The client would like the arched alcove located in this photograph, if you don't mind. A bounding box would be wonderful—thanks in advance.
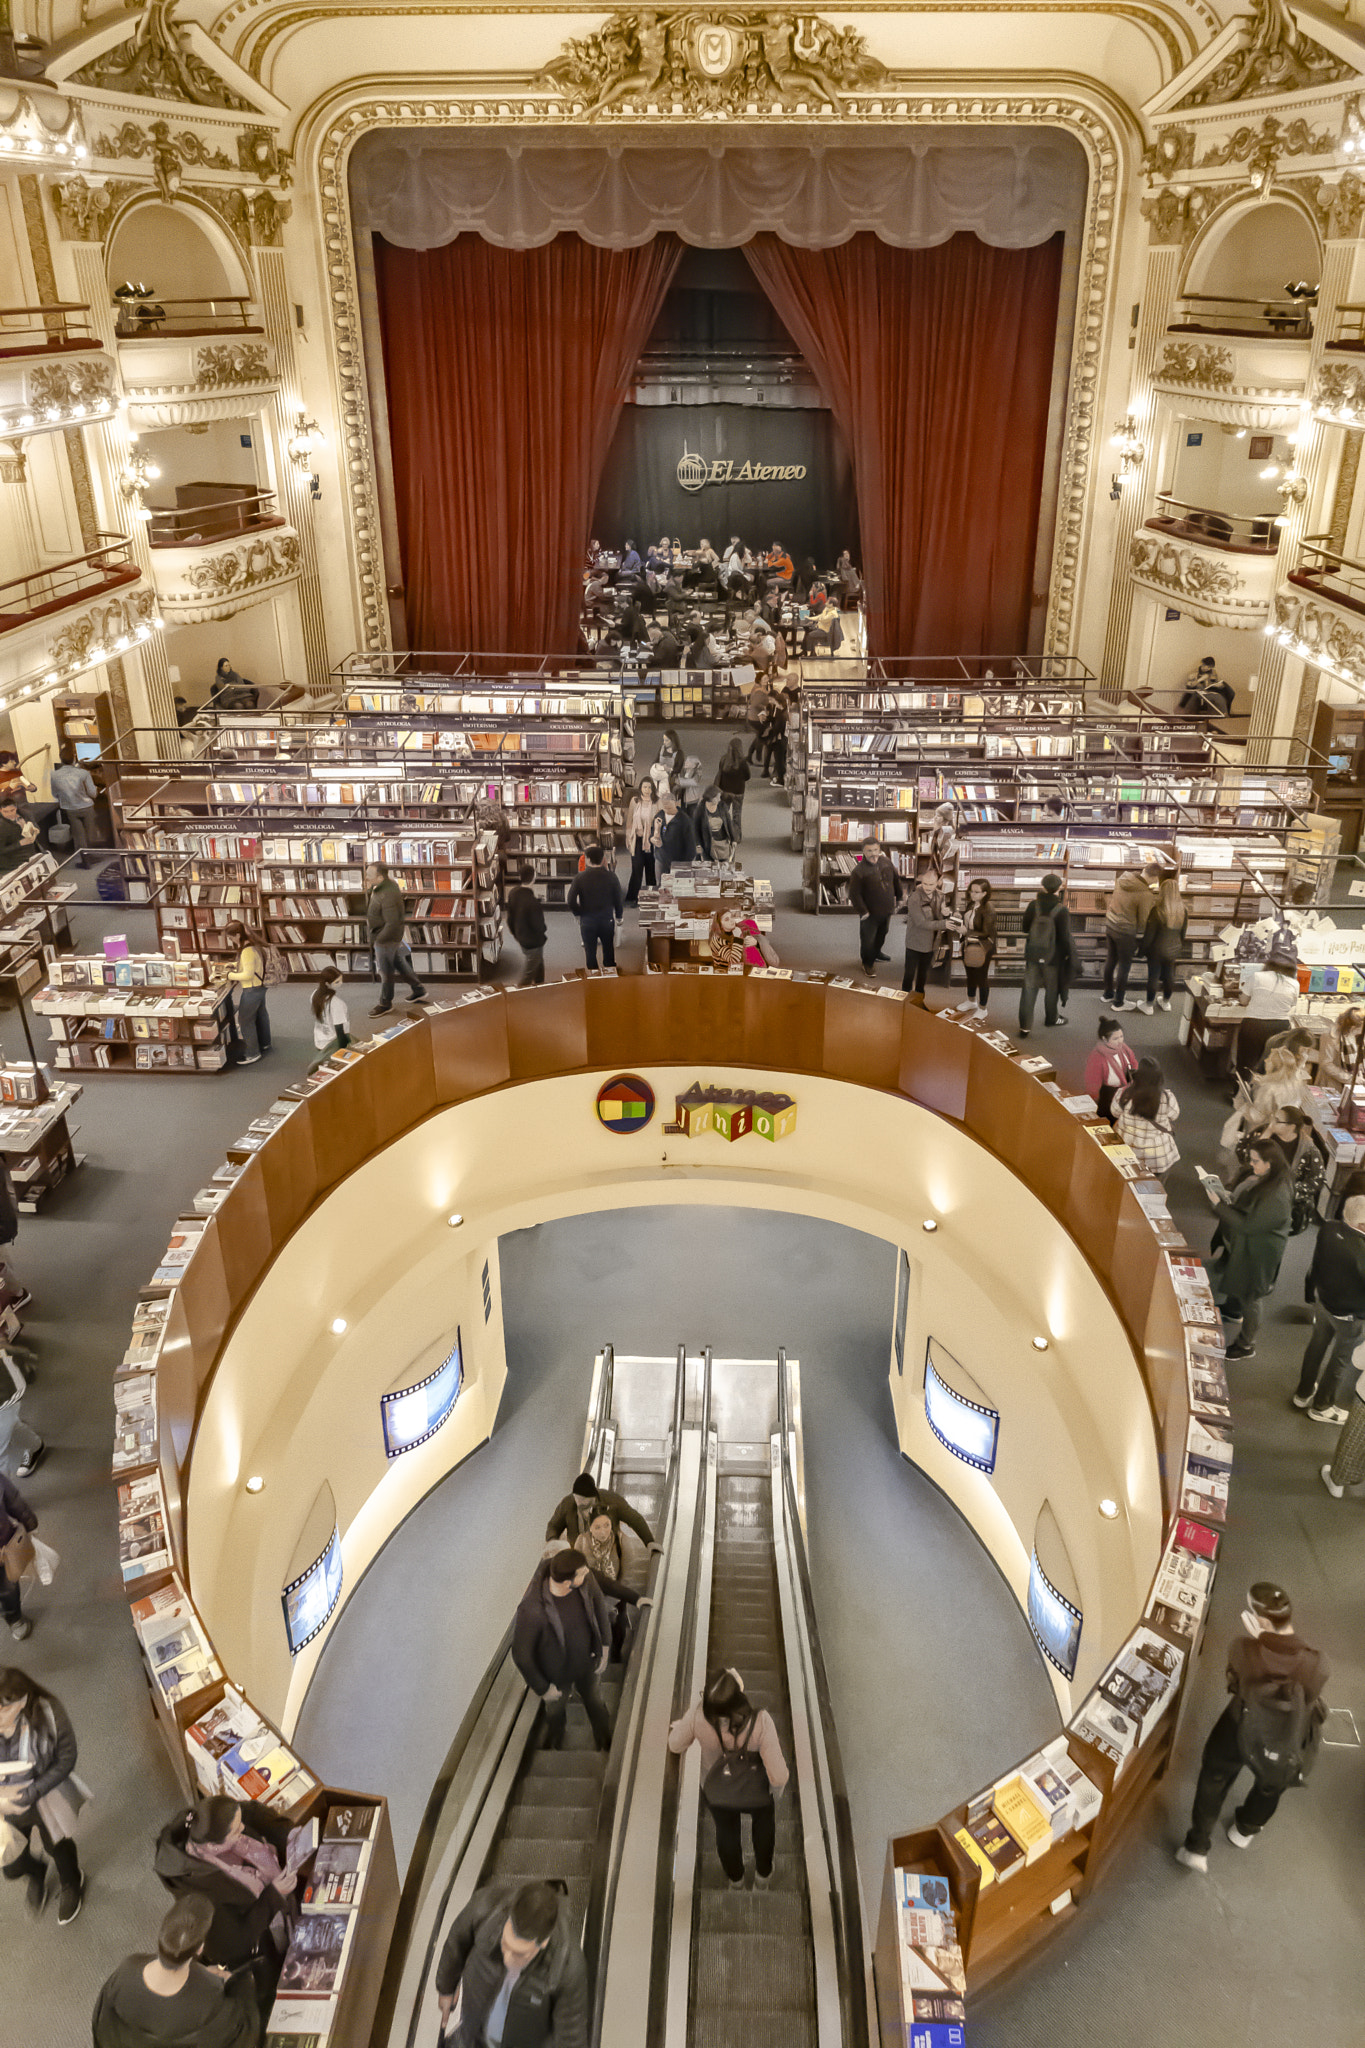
[1185,194,1321,301]
[106,198,251,302]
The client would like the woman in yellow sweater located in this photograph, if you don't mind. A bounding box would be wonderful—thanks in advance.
[225,922,271,1065]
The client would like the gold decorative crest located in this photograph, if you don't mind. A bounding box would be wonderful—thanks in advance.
[539,9,886,117]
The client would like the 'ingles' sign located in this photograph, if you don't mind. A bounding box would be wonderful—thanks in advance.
[677,445,807,492]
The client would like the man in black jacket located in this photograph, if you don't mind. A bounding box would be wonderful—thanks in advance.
[1293,1195,1365,1422]
[513,1549,613,1751]
[93,1893,259,2048]
[1018,874,1075,1037]
[564,846,623,970]
[545,1470,659,1553]
[846,838,902,974]
[505,867,548,987]
[436,1880,587,2048]
[653,793,697,877]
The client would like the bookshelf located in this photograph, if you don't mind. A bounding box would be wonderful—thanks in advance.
[0,1071,82,1210]
[33,951,233,1072]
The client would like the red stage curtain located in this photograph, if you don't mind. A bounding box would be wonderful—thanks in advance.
[743,232,1064,657]
[374,233,683,656]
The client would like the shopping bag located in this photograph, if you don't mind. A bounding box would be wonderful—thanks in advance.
[28,1537,58,1586]
[2,1527,34,1582]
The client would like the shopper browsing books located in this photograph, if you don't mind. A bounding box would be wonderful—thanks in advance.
[92,1893,258,2048]
[309,969,350,1072]
[623,782,658,903]
[1175,1582,1327,1872]
[668,1667,788,1890]
[565,847,624,971]
[1293,1196,1365,1423]
[1138,874,1188,1014]
[224,923,271,1066]
[1102,867,1160,1010]
[902,877,950,1003]
[512,1548,613,1752]
[505,867,549,985]
[653,792,698,877]
[959,876,997,1015]
[0,1469,38,1640]
[154,1796,300,1983]
[1203,1139,1293,1361]
[1084,1017,1138,1123]
[0,1665,85,1922]
[716,739,750,845]
[846,839,902,976]
[694,788,733,862]
[1018,874,1074,1036]
[435,1880,587,2048]
[364,863,428,1016]
[1114,1058,1181,1179]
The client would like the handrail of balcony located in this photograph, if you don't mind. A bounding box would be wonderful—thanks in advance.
[113,296,260,338]
[1168,292,1314,338]
[0,535,138,628]
[146,490,282,548]
[0,303,98,355]
[1148,494,1281,553]
[1329,304,1365,350]
[1289,534,1365,615]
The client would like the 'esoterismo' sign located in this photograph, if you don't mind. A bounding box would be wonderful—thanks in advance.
[677,446,807,492]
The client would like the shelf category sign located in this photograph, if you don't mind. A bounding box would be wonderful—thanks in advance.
[923,1344,998,1474]
[282,1525,344,1657]
[381,1332,464,1459]
[1028,1548,1083,1680]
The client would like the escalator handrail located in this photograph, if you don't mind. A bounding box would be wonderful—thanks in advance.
[673,1342,687,1445]
[589,1343,616,1473]
[775,1350,872,2048]
[368,1617,517,2048]
[582,1440,680,2039]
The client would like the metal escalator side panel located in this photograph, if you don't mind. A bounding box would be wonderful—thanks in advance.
[597,1425,715,2048]
[769,1435,846,2048]
[580,1345,612,1475]
[658,1425,719,2048]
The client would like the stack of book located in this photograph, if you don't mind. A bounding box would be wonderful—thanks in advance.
[185,1687,319,1813]
[150,1218,207,1289]
[112,1369,157,1473]
[1145,1515,1220,1641]
[893,1868,967,2043]
[953,1738,1102,1889]
[1182,1414,1233,1524]
[130,1577,222,1707]
[117,1470,171,1582]
[268,1804,380,2040]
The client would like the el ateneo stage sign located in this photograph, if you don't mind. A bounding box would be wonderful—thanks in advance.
[595,402,857,564]
[678,445,807,490]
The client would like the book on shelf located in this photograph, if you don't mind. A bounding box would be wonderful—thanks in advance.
[112,1370,158,1472]
[959,1802,1025,1882]
[117,1470,171,1581]
[130,1576,222,1704]
[276,1908,356,2000]
[302,1835,372,1912]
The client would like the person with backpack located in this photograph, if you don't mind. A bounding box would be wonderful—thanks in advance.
[224,923,272,1065]
[365,862,428,1015]
[1175,1581,1328,1871]
[669,1667,788,1889]
[1293,1195,1365,1423]
[1018,873,1073,1037]
[435,1880,587,2048]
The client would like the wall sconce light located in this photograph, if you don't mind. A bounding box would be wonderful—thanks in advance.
[1109,415,1144,475]
[119,448,161,520]
[1276,470,1309,508]
[287,411,322,470]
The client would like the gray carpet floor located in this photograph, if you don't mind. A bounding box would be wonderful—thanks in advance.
[4,729,1363,2046]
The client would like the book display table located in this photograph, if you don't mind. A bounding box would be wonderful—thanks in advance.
[0,1079,82,1209]
[639,865,774,970]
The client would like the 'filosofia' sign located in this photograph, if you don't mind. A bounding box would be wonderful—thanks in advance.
[677,447,807,492]
[665,1081,797,1141]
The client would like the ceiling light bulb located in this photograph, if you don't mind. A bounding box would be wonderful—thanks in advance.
[921,1218,938,1232]
[330,1316,347,1334]
[447,1212,464,1227]
[1098,1497,1120,1519]
[245,1475,265,1494]
[1032,1335,1049,1351]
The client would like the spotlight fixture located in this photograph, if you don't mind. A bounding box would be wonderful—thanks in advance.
[330,1316,348,1335]
[447,1212,464,1227]
[921,1218,938,1233]
[1098,1497,1120,1519]
[245,1475,265,1494]
[1031,1335,1050,1351]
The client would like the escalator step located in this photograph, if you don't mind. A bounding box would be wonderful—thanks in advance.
[690,2010,817,2048]
[503,1803,602,1839]
[698,1847,804,1889]
[517,1773,603,1808]
[489,1837,593,1880]
[526,1750,607,1781]
[691,1929,815,2010]
[697,1887,809,1938]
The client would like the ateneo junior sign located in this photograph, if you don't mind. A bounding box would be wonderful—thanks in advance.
[677,444,807,492]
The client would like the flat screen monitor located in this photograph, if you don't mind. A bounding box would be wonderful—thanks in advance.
[74,741,101,763]
[380,1331,463,1459]
[893,1251,911,1376]
[923,1346,998,1474]
[281,1525,343,1656]
[1028,1548,1082,1679]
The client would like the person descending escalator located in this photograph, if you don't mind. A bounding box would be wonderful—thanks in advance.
[436,1880,588,2048]
[668,1667,788,1892]
[512,1549,613,1753]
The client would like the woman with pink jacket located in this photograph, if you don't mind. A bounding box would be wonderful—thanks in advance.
[669,1667,788,1890]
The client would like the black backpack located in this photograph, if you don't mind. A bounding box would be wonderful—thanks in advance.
[1237,1674,1323,1791]
[1025,902,1058,966]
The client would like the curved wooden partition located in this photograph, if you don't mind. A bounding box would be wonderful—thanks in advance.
[122,976,1212,2025]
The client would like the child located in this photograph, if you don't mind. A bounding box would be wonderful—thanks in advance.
[310,967,350,1071]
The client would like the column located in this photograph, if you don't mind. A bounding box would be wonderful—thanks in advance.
[1098,245,1182,696]
[252,247,331,692]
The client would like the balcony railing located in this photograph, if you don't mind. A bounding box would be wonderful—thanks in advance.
[1329,304,1365,352]
[1168,292,1314,339]
[146,488,283,548]
[1147,495,1281,553]
[113,296,262,339]
[0,536,139,632]
[1288,536,1365,616]
[0,303,100,359]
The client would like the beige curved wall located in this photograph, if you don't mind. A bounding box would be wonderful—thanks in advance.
[185,1065,1163,1734]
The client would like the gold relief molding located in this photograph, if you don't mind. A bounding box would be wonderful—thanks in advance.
[537,10,887,118]
[1280,170,1365,242]
[1274,587,1365,685]
[26,358,119,411]
[1156,339,1235,389]
[195,341,273,386]
[1173,0,1356,109]
[157,530,302,620]
[313,87,1122,657]
[49,177,143,240]
[90,119,236,200]
[72,0,255,111]
[1129,531,1264,628]
[47,587,159,674]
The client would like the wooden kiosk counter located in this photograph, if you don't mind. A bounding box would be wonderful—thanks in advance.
[113,973,1223,2040]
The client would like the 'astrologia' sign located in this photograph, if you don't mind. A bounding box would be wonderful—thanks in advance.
[677,445,808,491]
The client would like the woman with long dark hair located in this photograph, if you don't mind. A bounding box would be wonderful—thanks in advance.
[310,966,350,1070]
[960,877,996,1016]
[1205,1138,1293,1360]
[1114,1056,1181,1179]
[0,1664,85,1922]
[668,1667,788,1890]
[717,737,751,845]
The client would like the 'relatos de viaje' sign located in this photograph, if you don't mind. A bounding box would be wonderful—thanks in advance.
[677,444,807,492]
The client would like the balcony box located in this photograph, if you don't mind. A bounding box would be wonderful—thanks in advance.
[1130,529,1276,629]
[151,525,301,624]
